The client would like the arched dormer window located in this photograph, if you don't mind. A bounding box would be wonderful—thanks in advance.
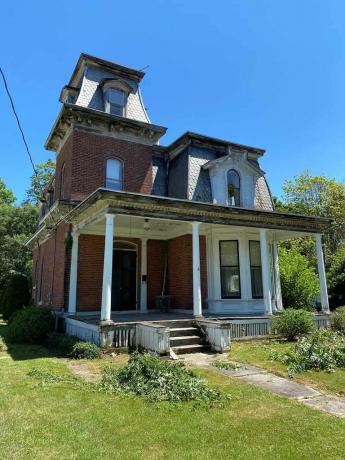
[227,169,240,206]
[106,159,123,191]
[60,164,65,199]
[101,79,132,117]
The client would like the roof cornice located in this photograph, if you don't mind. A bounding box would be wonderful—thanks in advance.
[45,104,167,152]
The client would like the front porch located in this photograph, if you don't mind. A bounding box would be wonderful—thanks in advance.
[62,188,331,350]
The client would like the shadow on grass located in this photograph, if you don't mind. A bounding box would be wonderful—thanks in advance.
[0,321,61,362]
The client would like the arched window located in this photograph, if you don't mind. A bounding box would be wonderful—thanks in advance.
[106,159,123,190]
[60,164,65,199]
[106,89,127,116]
[227,169,240,206]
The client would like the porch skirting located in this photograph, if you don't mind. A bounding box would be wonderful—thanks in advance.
[65,313,330,351]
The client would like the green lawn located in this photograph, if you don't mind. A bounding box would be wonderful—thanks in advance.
[229,339,345,396]
[0,335,345,459]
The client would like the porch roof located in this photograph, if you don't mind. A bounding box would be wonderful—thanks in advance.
[63,188,332,233]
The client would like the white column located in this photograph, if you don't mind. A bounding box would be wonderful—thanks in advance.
[68,231,79,314]
[315,234,330,313]
[192,221,202,317]
[260,228,273,315]
[272,242,283,311]
[140,237,148,312]
[101,214,115,321]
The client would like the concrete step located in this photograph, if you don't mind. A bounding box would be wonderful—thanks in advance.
[171,343,211,355]
[170,326,200,337]
[170,335,203,347]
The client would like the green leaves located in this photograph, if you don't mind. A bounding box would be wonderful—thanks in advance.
[279,247,319,310]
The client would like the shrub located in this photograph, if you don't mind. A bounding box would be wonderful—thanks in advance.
[98,351,223,406]
[272,329,345,376]
[0,273,30,320]
[6,307,54,344]
[279,247,319,310]
[272,309,315,341]
[45,333,79,356]
[69,341,101,360]
[331,306,345,334]
[328,247,345,308]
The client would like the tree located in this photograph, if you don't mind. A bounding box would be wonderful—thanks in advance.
[279,171,345,256]
[0,178,15,205]
[328,246,345,307]
[25,159,56,203]
[279,247,319,310]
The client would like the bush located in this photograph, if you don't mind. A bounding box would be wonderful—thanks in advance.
[6,307,54,344]
[69,341,101,360]
[0,273,30,320]
[279,247,319,310]
[328,247,345,308]
[272,329,345,376]
[99,352,223,406]
[331,306,345,334]
[45,333,79,356]
[272,309,315,341]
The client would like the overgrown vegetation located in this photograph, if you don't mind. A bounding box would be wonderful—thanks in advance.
[99,352,223,406]
[278,247,319,310]
[331,306,345,334]
[212,360,243,371]
[69,341,101,360]
[0,273,30,320]
[272,309,315,341]
[271,329,345,377]
[6,307,54,343]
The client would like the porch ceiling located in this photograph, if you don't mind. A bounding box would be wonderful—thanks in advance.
[64,188,331,234]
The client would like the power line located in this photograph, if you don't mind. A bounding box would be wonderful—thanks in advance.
[0,66,37,176]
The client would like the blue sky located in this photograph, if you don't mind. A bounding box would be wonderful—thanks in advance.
[1,0,345,202]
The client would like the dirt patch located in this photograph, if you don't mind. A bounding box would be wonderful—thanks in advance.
[67,361,101,383]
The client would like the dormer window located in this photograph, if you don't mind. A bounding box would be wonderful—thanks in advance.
[227,169,240,206]
[106,159,123,190]
[106,89,127,116]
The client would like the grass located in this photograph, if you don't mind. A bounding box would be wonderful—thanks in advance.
[229,339,345,396]
[0,326,345,459]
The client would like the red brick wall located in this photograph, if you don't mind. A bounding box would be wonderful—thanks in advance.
[54,130,154,202]
[31,222,69,310]
[166,235,207,308]
[147,239,167,308]
[55,134,74,201]
[146,236,207,309]
[76,235,141,311]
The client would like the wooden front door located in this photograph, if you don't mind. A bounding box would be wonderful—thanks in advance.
[112,249,137,310]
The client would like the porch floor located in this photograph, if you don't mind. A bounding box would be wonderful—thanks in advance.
[67,310,270,326]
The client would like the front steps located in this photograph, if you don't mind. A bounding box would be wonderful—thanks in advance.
[159,320,210,355]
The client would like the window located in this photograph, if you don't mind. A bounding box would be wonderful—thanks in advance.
[106,159,123,190]
[106,89,127,116]
[227,169,240,206]
[60,164,65,199]
[219,241,241,298]
[249,240,263,298]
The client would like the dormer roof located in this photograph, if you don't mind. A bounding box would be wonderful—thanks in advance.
[167,131,265,160]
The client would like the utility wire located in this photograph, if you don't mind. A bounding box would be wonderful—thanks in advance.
[0,66,37,176]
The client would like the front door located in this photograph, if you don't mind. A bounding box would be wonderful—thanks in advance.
[112,249,137,310]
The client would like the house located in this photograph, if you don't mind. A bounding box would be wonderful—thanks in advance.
[27,53,331,353]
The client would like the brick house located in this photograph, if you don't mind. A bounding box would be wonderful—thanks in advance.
[27,54,331,352]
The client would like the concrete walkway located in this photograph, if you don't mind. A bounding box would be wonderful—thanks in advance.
[182,353,345,419]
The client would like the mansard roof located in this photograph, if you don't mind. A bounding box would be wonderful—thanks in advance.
[167,131,265,159]
[68,53,145,87]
